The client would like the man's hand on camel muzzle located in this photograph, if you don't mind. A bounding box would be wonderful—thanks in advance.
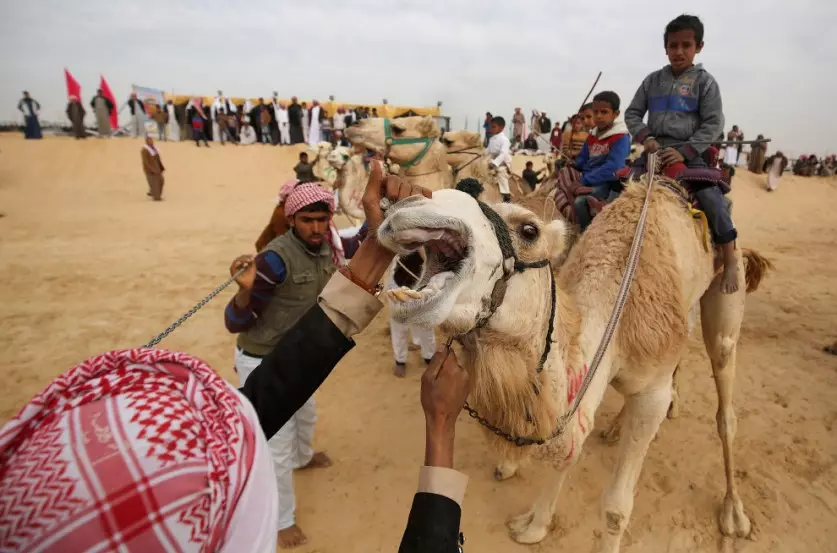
[362,160,431,235]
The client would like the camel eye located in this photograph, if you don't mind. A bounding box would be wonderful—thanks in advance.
[441,137,453,146]
[392,124,405,135]
[520,223,539,241]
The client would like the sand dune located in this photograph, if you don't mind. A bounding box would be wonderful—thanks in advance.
[1,135,836,552]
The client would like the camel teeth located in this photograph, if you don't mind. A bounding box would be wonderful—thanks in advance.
[404,289,423,299]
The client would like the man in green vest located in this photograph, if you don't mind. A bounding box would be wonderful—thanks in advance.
[224,182,345,549]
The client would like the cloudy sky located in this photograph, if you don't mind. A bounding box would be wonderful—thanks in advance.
[2,0,834,156]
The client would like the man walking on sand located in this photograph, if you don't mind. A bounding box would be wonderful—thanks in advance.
[141,137,165,201]
[224,183,338,549]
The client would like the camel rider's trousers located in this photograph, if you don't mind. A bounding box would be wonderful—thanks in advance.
[389,318,436,364]
[496,165,511,195]
[236,348,316,531]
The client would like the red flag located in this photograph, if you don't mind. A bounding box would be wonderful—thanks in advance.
[99,75,119,130]
[64,68,81,100]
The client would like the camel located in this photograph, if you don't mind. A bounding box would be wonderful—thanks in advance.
[311,141,338,188]
[345,115,453,192]
[441,130,528,204]
[376,175,771,552]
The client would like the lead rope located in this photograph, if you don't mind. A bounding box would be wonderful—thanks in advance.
[557,152,660,429]
[143,265,248,348]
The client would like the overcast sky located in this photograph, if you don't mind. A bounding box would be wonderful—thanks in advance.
[2,0,834,156]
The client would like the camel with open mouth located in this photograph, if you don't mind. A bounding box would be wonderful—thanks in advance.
[345,115,453,191]
[376,178,770,552]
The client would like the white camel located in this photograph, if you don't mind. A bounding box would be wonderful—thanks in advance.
[376,176,770,552]
[311,141,338,188]
[345,115,453,191]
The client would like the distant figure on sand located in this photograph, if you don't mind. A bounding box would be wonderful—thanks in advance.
[123,92,146,137]
[748,135,767,174]
[240,120,257,145]
[17,91,42,139]
[512,108,525,144]
[90,89,114,137]
[165,99,180,141]
[764,151,788,191]
[141,137,165,201]
[188,99,210,147]
[66,96,86,139]
[288,97,304,144]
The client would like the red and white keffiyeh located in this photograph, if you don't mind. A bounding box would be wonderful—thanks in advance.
[280,181,344,264]
[0,348,276,553]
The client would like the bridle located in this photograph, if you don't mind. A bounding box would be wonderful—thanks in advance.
[447,199,558,446]
[446,144,485,178]
[383,118,436,169]
[460,153,665,447]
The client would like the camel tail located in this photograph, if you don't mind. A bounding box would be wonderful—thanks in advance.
[742,248,774,293]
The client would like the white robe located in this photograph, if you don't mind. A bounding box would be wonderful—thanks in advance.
[302,109,310,143]
[308,106,322,146]
[275,105,290,144]
[240,125,257,145]
[766,157,782,191]
[166,104,180,141]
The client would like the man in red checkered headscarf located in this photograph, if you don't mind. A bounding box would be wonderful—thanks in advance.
[0,348,278,553]
[224,181,340,548]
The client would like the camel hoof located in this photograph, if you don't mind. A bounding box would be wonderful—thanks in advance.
[719,494,751,538]
[506,511,533,533]
[508,514,549,544]
[494,461,518,481]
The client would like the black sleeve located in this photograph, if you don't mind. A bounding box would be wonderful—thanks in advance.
[399,493,462,553]
[238,305,354,440]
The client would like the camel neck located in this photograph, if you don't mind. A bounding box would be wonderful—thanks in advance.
[464,271,583,445]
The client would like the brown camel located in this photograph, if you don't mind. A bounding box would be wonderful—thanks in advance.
[376,175,771,552]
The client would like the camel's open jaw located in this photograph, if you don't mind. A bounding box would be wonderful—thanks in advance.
[378,190,505,330]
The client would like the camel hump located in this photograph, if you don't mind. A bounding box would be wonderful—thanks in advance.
[742,249,774,293]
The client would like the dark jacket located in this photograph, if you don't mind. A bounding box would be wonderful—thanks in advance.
[127,97,146,115]
[239,305,462,552]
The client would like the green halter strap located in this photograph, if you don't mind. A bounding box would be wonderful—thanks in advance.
[383,118,436,169]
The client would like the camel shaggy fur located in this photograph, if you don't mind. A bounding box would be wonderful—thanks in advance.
[345,116,453,191]
[376,178,770,552]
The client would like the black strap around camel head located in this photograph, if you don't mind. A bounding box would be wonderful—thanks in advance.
[455,179,555,374]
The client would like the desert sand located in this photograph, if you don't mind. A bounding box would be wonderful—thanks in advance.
[1,135,836,552]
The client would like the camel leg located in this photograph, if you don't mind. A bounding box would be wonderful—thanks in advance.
[599,381,671,553]
[700,275,751,538]
[507,457,576,544]
[600,405,626,445]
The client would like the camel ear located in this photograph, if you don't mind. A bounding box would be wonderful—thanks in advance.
[544,219,569,266]
[417,115,441,138]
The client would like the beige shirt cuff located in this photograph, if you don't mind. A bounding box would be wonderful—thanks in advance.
[317,271,383,338]
[418,466,468,507]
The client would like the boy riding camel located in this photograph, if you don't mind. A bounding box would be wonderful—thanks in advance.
[625,14,740,293]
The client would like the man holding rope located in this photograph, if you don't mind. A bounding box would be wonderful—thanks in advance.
[224,182,343,548]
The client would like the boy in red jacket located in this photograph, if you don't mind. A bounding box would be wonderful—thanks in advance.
[571,91,631,231]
